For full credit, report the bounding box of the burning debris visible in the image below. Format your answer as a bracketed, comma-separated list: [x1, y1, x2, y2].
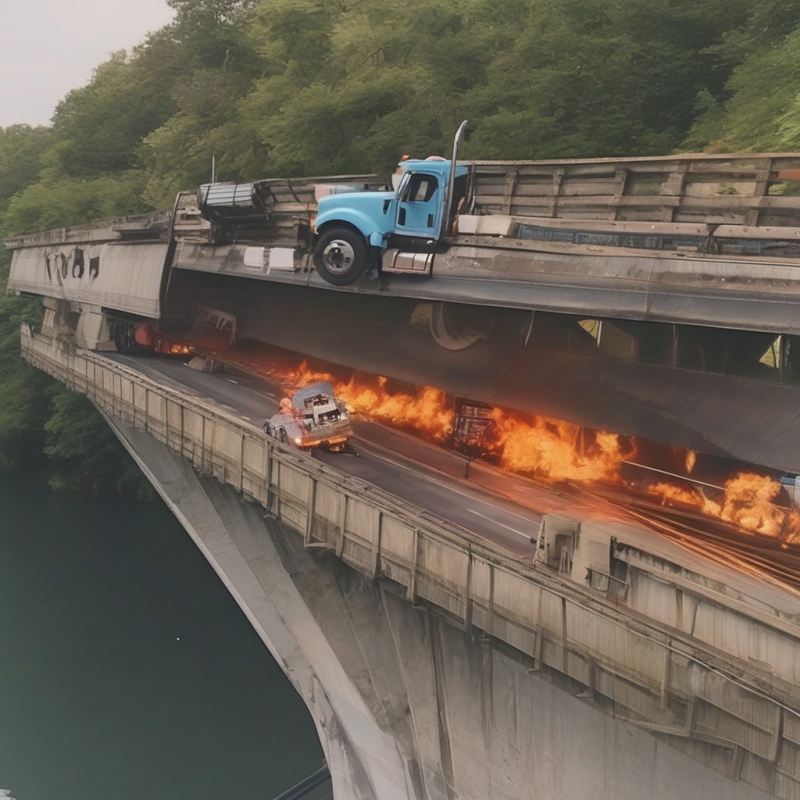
[648, 473, 800, 540]
[278, 359, 798, 541]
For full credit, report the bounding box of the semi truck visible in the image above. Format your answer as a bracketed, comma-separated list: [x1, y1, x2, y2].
[264, 382, 353, 452]
[188, 120, 800, 291]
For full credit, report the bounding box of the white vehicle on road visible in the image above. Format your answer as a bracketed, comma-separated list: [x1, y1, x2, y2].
[264, 381, 353, 452]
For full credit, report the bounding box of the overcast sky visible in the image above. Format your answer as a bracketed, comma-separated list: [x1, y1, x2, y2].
[1, 0, 176, 128]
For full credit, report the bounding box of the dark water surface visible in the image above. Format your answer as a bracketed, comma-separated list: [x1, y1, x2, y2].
[0, 478, 327, 800]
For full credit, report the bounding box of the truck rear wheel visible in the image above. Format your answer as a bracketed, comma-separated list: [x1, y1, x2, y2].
[314, 228, 368, 285]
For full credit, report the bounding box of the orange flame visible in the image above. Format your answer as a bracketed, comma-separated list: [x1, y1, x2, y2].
[721, 473, 800, 538]
[284, 363, 454, 441]
[285, 361, 627, 482]
[283, 361, 798, 540]
[489, 410, 625, 483]
[648, 473, 800, 539]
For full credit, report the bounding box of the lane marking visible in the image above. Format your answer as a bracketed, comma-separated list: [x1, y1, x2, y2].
[466, 508, 537, 540]
[355, 444, 541, 534]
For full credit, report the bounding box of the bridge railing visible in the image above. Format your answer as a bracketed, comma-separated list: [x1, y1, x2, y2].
[469, 153, 800, 228]
[21, 324, 800, 797]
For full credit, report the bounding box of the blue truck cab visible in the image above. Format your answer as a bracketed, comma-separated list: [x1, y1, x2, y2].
[313, 121, 469, 285]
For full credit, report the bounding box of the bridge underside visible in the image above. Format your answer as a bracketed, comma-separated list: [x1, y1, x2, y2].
[166, 271, 800, 475]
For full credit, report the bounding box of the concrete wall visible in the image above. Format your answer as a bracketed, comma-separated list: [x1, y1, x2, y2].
[9, 242, 168, 318]
[21, 325, 800, 798]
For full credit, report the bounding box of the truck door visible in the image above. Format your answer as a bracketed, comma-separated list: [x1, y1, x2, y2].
[395, 172, 442, 238]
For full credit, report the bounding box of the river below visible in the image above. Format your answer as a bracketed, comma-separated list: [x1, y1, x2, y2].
[0, 477, 328, 800]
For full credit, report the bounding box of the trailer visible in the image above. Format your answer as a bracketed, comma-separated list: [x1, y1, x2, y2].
[184, 121, 800, 289]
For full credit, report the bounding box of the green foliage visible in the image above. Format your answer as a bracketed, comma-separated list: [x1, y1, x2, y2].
[0, 125, 52, 214]
[3, 172, 149, 237]
[0, 255, 51, 477]
[43, 390, 153, 497]
[141, 69, 259, 208]
[50, 45, 178, 179]
[687, 23, 800, 151]
[0, 256, 151, 497]
[464, 0, 751, 158]
[2, 0, 800, 496]
[168, 0, 259, 66]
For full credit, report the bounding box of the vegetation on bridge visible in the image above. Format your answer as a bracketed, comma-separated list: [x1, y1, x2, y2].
[2, 0, 800, 492]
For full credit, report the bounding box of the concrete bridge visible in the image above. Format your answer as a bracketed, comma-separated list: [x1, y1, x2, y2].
[7, 158, 800, 797]
[10, 153, 800, 474]
[16, 324, 800, 799]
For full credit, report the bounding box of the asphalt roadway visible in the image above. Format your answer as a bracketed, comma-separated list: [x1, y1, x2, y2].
[106, 353, 566, 558]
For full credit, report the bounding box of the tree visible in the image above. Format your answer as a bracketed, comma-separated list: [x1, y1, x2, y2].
[464, 0, 751, 159]
[0, 125, 52, 214]
[49, 41, 180, 179]
[44, 390, 152, 496]
[686, 22, 800, 151]
[3, 172, 149, 236]
[0, 258, 51, 478]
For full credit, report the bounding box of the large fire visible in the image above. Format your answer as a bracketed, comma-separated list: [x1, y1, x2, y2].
[284, 362, 627, 482]
[489, 411, 626, 483]
[283, 361, 798, 540]
[648, 474, 800, 540]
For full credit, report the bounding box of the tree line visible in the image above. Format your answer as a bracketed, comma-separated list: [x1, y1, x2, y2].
[1, 0, 799, 492]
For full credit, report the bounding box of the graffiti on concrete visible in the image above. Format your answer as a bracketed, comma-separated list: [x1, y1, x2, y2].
[44, 248, 100, 284]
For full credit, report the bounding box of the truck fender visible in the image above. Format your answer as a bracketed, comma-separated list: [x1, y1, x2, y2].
[315, 208, 384, 245]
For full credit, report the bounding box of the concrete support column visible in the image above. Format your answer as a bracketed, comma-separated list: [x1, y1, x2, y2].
[304, 476, 317, 546]
[179, 404, 186, 458]
[463, 549, 473, 629]
[264, 440, 273, 512]
[534, 586, 545, 672]
[336, 493, 347, 558]
[487, 565, 495, 639]
[409, 528, 419, 602]
[372, 509, 383, 579]
[201, 415, 206, 473]
[239, 432, 246, 494]
[770, 706, 784, 766]
[660, 641, 671, 710]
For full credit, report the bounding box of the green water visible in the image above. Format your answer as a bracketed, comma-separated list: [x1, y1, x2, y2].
[0, 478, 327, 800]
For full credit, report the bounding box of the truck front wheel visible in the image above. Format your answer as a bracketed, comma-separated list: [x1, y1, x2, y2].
[314, 228, 368, 286]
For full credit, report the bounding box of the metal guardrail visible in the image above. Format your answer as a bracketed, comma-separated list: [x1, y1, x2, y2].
[20, 324, 800, 797]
